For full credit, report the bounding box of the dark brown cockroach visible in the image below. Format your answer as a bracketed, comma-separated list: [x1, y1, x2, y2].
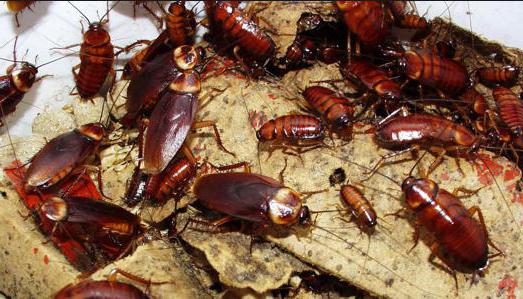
[283, 37, 317, 68]
[256, 115, 325, 157]
[40, 196, 143, 245]
[398, 50, 470, 97]
[401, 176, 502, 280]
[340, 58, 401, 112]
[477, 65, 520, 88]
[492, 86, 523, 136]
[194, 172, 312, 226]
[6, 1, 35, 27]
[66, 3, 116, 100]
[205, 1, 276, 70]
[54, 269, 158, 299]
[302, 86, 354, 138]
[340, 184, 377, 231]
[0, 61, 38, 126]
[23, 123, 105, 193]
[458, 87, 487, 116]
[336, 1, 392, 48]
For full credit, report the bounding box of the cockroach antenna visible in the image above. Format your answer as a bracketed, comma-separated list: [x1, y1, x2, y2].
[68, 1, 91, 24]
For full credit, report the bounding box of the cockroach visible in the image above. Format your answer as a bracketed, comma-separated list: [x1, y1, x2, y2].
[401, 176, 502, 281]
[477, 65, 520, 88]
[6, 1, 35, 27]
[256, 115, 325, 157]
[398, 50, 470, 97]
[54, 269, 162, 299]
[492, 86, 523, 136]
[396, 14, 431, 41]
[205, 1, 276, 70]
[329, 168, 346, 187]
[340, 58, 401, 112]
[302, 86, 354, 138]
[164, 1, 197, 47]
[23, 122, 105, 193]
[340, 184, 377, 231]
[336, 1, 392, 48]
[66, 2, 116, 100]
[194, 172, 312, 226]
[458, 87, 487, 116]
[283, 37, 317, 68]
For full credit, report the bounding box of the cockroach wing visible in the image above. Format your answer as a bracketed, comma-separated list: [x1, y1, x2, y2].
[122, 51, 179, 125]
[24, 131, 96, 188]
[194, 173, 283, 223]
[0, 75, 23, 119]
[143, 92, 197, 174]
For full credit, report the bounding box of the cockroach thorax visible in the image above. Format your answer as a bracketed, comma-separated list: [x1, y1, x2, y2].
[267, 187, 303, 225]
[41, 197, 68, 221]
[78, 123, 105, 141]
[173, 45, 199, 71]
[8, 63, 37, 92]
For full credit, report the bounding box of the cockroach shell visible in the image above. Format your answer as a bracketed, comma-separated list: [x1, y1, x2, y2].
[194, 172, 307, 225]
[143, 92, 197, 174]
[169, 70, 201, 94]
[8, 63, 38, 92]
[54, 280, 149, 299]
[173, 45, 199, 70]
[41, 197, 68, 221]
[77, 122, 105, 141]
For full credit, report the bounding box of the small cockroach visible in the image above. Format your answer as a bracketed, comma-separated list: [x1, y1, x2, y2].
[6, 1, 35, 27]
[492, 86, 523, 136]
[398, 50, 470, 97]
[401, 176, 502, 279]
[256, 115, 325, 157]
[205, 1, 276, 69]
[194, 172, 312, 226]
[67, 3, 116, 100]
[340, 184, 377, 231]
[23, 123, 105, 192]
[302, 86, 354, 137]
[164, 1, 197, 47]
[336, 1, 392, 47]
[0, 61, 38, 126]
[477, 65, 520, 88]
[329, 168, 346, 187]
[341, 58, 401, 112]
[458, 87, 487, 116]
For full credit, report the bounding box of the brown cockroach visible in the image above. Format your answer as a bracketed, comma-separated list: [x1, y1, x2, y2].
[340, 58, 402, 112]
[205, 1, 276, 70]
[164, 1, 197, 47]
[65, 2, 116, 100]
[302, 86, 354, 138]
[336, 1, 392, 48]
[477, 65, 520, 88]
[54, 269, 161, 299]
[340, 184, 377, 231]
[492, 86, 523, 136]
[329, 168, 346, 187]
[194, 171, 312, 226]
[398, 50, 470, 97]
[458, 87, 487, 116]
[23, 122, 105, 193]
[256, 115, 326, 157]
[400, 176, 503, 283]
[6, 1, 35, 27]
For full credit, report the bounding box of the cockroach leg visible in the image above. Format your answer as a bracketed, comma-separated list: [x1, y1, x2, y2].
[209, 161, 251, 173]
[467, 206, 505, 257]
[365, 146, 419, 179]
[428, 242, 459, 290]
[384, 207, 408, 219]
[106, 268, 172, 285]
[71, 64, 80, 81]
[451, 187, 483, 198]
[407, 221, 421, 253]
[191, 120, 236, 157]
[278, 157, 288, 184]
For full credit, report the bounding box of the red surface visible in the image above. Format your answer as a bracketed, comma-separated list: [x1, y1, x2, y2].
[498, 274, 518, 299]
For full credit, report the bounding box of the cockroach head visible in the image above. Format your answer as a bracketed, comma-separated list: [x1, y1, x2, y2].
[78, 122, 106, 141]
[401, 176, 416, 192]
[84, 23, 111, 46]
[173, 45, 199, 71]
[168, 2, 185, 14]
[41, 197, 68, 221]
[7, 62, 38, 92]
[298, 205, 312, 226]
[267, 187, 304, 225]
